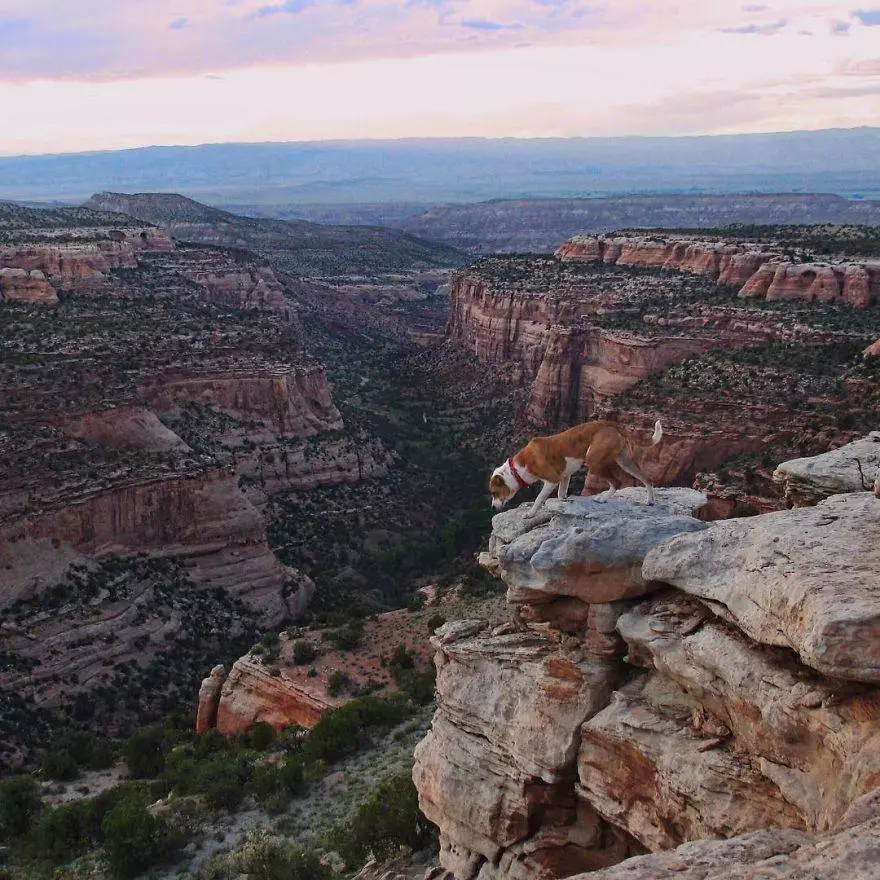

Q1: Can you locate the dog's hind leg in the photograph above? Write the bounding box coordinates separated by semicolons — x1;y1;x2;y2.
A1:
529;480;557;516
617;453;655;505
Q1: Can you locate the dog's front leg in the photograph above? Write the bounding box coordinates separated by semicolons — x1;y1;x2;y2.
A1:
528;480;557;517
557;475;572;501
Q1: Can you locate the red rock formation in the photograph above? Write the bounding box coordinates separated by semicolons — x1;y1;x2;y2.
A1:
556;235;878;308
216;655;340;735
145;366;343;439
66;407;191;452
0;268;58;304
864;338;880;358
0;466;288;619
185;266;292;316
196;665;228;734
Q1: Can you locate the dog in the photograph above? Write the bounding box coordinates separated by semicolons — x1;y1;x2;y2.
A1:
489;419;662;517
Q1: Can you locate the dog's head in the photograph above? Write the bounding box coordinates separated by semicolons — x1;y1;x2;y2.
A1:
489;472;515;510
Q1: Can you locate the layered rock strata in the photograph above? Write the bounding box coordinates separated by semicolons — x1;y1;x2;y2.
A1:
215;653;336;736
556;234;879;308
415;456;880;880
571;788;880;879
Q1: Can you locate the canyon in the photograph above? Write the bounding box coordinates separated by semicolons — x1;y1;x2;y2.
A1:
448;232;879;507
413;440;880;880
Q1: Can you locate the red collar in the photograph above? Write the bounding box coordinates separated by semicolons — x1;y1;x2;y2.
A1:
507;457;529;490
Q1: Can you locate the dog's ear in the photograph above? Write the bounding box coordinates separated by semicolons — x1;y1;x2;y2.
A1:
489;474;505;490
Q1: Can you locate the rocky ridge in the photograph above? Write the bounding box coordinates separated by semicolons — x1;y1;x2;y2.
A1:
556;233;879;308
413;447;880;880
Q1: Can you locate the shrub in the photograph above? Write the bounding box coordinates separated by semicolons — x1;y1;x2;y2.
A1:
292;640;318;665
329;774;432;865
245;722;277;751
426;613;446;634
101;797;178;879
123;725;167;778
327;671;351;697
0;775;40;839
728;502;761;518
40;745;80;781
211;831;332;880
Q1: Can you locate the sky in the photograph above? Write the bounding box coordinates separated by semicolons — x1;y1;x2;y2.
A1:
0;1;878;154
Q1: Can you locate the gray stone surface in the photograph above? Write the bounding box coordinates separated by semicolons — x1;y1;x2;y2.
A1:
489;489;707;605
643;492;880;682
773;431;880;506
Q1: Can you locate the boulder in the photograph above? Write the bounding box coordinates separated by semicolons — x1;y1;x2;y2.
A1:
773;432;880;506
643;493;880;683
488;490;707;606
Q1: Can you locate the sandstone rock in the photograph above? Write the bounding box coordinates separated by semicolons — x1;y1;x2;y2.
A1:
765;263;841;303
643;493;880;682
216;654;338;736
618;594;880;829
572;790;880;879
865;337;880;358
773;432;880;506
414;627;633;880
843;264;873;307
428;629;620;783
488;490;707;606
0;466;290;621
196;664;227;734
66;407;191;452
577;674;806;852
0;267;58;304
146;366;342;439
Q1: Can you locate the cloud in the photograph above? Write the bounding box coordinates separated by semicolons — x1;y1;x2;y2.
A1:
854;9;880;25
169;17;189;29
0;16;31;39
830;19;850;33
251;0;315;18
742;4;768;10
834;57;880;75
461;19;522;30
721;17;787;35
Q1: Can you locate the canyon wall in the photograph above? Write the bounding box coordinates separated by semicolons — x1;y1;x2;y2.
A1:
414;449;880;880
556;234;879;308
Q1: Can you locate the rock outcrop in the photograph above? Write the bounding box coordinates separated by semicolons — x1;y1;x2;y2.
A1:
216;653;338;736
0;267;58;304
556;234;879;308
415;447;880;880
773;431;880;506
196;665;228;734
643;492;880;683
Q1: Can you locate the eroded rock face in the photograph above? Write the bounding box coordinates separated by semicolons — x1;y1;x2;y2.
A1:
618;595;880;830
488;490;707;607
0;267;59;304
216;654;337;735
773;431;880;506
572;790;880;880
66;407;191;452
196;665;227;734
413;622;638;880
578;673;807;852
643;492;880;683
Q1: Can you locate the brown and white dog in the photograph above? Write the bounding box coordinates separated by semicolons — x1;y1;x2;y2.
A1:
489;420;662;516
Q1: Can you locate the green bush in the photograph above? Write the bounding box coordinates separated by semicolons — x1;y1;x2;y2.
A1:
245;722;277;751
101;797;178;879
329;774;432;865
327;671;352;697
123;725;167;778
426;613;446;634
292;640;318;665
40;746;80;781
0;775;40;839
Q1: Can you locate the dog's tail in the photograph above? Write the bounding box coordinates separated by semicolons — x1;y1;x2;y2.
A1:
631;420;663;450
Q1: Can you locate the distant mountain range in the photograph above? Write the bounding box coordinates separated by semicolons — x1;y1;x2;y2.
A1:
2;128;879;206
